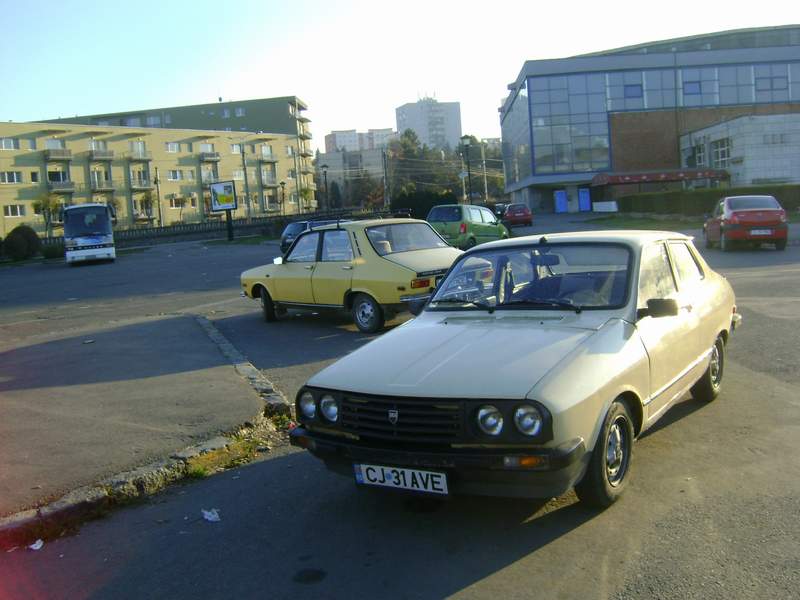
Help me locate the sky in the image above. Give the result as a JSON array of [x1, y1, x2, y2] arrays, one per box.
[[0, 0, 796, 150]]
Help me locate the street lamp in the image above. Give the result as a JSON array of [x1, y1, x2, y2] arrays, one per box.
[[320, 164, 329, 212], [279, 180, 286, 216], [461, 135, 474, 205]]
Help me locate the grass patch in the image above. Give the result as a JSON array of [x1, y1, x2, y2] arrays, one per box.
[[186, 465, 210, 479], [270, 413, 293, 431], [206, 235, 277, 246], [579, 215, 704, 231]]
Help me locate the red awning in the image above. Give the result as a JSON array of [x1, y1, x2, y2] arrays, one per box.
[[591, 169, 729, 186]]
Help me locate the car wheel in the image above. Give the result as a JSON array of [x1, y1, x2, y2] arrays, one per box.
[[465, 238, 477, 249], [720, 232, 732, 252], [691, 335, 725, 402], [352, 293, 384, 333], [260, 287, 277, 322], [704, 229, 713, 249], [575, 399, 634, 508], [776, 239, 787, 251]]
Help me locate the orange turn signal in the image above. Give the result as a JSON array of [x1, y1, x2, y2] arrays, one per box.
[[411, 278, 431, 289]]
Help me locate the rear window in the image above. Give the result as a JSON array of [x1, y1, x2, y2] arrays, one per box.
[[283, 222, 307, 236], [727, 196, 780, 210], [427, 206, 462, 222]]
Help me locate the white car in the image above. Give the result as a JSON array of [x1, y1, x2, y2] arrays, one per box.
[[290, 231, 741, 507]]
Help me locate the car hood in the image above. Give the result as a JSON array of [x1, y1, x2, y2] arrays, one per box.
[[383, 247, 462, 274], [307, 314, 598, 399]]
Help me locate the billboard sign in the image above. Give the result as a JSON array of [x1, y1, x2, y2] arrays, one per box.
[[210, 181, 237, 212]]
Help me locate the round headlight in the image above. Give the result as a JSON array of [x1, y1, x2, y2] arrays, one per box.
[[477, 405, 503, 436], [320, 394, 339, 422], [299, 392, 316, 419], [514, 405, 543, 436]]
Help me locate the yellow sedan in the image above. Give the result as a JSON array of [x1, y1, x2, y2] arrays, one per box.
[[240, 218, 462, 332]]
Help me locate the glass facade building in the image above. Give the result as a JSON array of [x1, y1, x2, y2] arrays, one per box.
[[500, 26, 800, 207]]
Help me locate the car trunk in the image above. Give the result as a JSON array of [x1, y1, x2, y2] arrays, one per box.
[[732, 209, 784, 226]]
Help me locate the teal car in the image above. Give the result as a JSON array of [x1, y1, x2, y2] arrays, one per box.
[[426, 204, 509, 249]]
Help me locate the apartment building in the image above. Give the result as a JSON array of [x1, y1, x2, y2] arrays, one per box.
[[395, 98, 462, 149], [0, 122, 315, 238], [324, 128, 397, 152]]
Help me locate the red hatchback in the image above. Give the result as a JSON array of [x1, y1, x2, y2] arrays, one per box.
[[503, 203, 533, 227], [704, 195, 788, 251]]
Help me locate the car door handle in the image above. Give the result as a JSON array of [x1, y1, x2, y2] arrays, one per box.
[[341, 266, 353, 270], [304, 265, 314, 270]]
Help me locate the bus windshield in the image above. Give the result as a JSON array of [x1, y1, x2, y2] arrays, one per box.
[[64, 206, 113, 238]]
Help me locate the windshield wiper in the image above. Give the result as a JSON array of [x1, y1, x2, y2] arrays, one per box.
[[502, 298, 583, 313], [432, 298, 496, 314]]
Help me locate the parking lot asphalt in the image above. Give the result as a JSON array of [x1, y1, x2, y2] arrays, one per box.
[[1, 220, 799, 599]]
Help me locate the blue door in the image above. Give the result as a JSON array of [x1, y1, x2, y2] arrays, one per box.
[[578, 188, 592, 212], [554, 190, 568, 213]]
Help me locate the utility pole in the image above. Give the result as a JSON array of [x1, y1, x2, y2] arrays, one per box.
[[461, 135, 473, 204], [240, 143, 251, 217], [382, 149, 390, 210], [153, 166, 163, 226], [460, 154, 467, 203], [320, 164, 329, 212], [480, 141, 489, 202]]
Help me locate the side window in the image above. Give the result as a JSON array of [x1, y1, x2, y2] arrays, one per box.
[[637, 243, 677, 309], [321, 230, 354, 262], [468, 207, 482, 222], [715, 201, 724, 217], [480, 208, 496, 223], [287, 232, 319, 262], [668, 242, 704, 287]]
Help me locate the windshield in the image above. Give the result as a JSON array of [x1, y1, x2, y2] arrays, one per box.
[[430, 243, 631, 310], [727, 196, 780, 210], [427, 206, 462, 222], [63, 206, 113, 238], [283, 222, 307, 236], [366, 223, 449, 256]]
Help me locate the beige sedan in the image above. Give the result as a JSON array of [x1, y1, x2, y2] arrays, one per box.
[[289, 231, 741, 507]]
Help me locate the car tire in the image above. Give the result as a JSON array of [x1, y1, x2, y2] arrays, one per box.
[[776, 239, 787, 251], [575, 399, 634, 508], [691, 335, 725, 402], [704, 230, 713, 249], [465, 238, 477, 249], [260, 287, 277, 322], [720, 232, 732, 252], [352, 293, 384, 333]]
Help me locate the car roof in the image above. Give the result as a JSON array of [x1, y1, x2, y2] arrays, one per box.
[[63, 203, 108, 210], [723, 195, 777, 201], [475, 230, 692, 251], [309, 217, 426, 231]]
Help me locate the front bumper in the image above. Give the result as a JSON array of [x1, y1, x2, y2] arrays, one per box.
[[290, 427, 587, 498], [66, 246, 116, 263]]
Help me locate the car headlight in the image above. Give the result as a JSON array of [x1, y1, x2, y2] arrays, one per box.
[[299, 391, 316, 419], [514, 405, 543, 436], [477, 405, 503, 436], [320, 394, 339, 422]]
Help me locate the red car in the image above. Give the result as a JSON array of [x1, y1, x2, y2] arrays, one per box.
[[704, 195, 788, 251], [502, 203, 533, 227]]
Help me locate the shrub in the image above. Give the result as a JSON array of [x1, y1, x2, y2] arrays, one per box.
[[41, 243, 65, 259], [3, 225, 41, 261], [616, 184, 800, 215]]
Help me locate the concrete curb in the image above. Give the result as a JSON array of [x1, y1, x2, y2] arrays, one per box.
[[193, 315, 291, 416]]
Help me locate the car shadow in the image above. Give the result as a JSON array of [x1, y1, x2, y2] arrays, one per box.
[[637, 395, 707, 440]]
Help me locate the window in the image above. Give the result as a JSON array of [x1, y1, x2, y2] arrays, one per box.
[[756, 76, 789, 91], [165, 142, 180, 153], [286, 146, 295, 157], [129, 140, 146, 153], [222, 108, 231, 119], [232, 169, 244, 180], [366, 223, 449, 256], [711, 138, 731, 168], [262, 144, 273, 157], [124, 117, 142, 127], [167, 170, 182, 181], [146, 115, 161, 126], [169, 197, 186, 209], [287, 232, 319, 262], [0, 171, 22, 183], [249, 144, 256, 154], [89, 139, 108, 151], [164, 114, 172, 125], [289, 103, 296, 116], [31, 171, 39, 183], [468, 207, 483, 222], [694, 144, 705, 167], [3, 204, 25, 217], [480, 208, 497, 223], [48, 170, 69, 182], [289, 191, 298, 204], [668, 242, 704, 286], [0, 137, 19, 150], [235, 107, 246, 117], [321, 230, 354, 262], [638, 243, 677, 309], [231, 144, 242, 154], [186, 170, 195, 180], [683, 81, 702, 95], [763, 133, 788, 145], [96, 120, 110, 126], [45, 138, 64, 149], [288, 169, 297, 179], [28, 138, 36, 150], [624, 84, 643, 98], [199, 143, 214, 152]]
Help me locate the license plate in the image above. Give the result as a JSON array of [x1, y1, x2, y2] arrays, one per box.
[[751, 229, 772, 236], [354, 464, 448, 495], [86, 254, 97, 260]]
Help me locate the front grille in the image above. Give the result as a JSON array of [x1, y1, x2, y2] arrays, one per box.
[[341, 395, 463, 443]]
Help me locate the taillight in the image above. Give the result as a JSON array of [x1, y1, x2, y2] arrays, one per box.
[[411, 278, 431, 289], [726, 212, 740, 225], [459, 223, 467, 234], [779, 210, 787, 223]]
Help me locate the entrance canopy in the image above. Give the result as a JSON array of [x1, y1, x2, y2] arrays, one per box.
[[590, 168, 729, 186]]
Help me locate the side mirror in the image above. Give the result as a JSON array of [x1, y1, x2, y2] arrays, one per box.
[[273, 256, 284, 265], [407, 297, 428, 316], [639, 298, 679, 319]]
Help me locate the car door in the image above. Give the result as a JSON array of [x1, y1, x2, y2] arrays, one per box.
[[707, 200, 724, 241], [274, 232, 319, 303], [480, 207, 504, 240], [635, 242, 698, 421], [667, 241, 710, 359], [468, 207, 486, 243], [311, 229, 355, 306]]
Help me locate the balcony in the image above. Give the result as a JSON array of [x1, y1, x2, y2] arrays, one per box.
[[130, 178, 154, 190], [298, 130, 312, 140], [260, 176, 278, 187], [199, 152, 221, 162], [201, 177, 220, 188], [90, 179, 116, 192], [258, 153, 279, 163], [300, 147, 314, 157], [90, 149, 115, 161], [300, 165, 314, 174], [127, 150, 153, 161], [45, 149, 72, 161], [48, 180, 75, 193]]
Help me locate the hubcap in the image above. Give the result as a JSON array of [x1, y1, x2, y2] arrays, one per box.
[[357, 301, 374, 326], [710, 343, 722, 388], [605, 417, 628, 486]]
